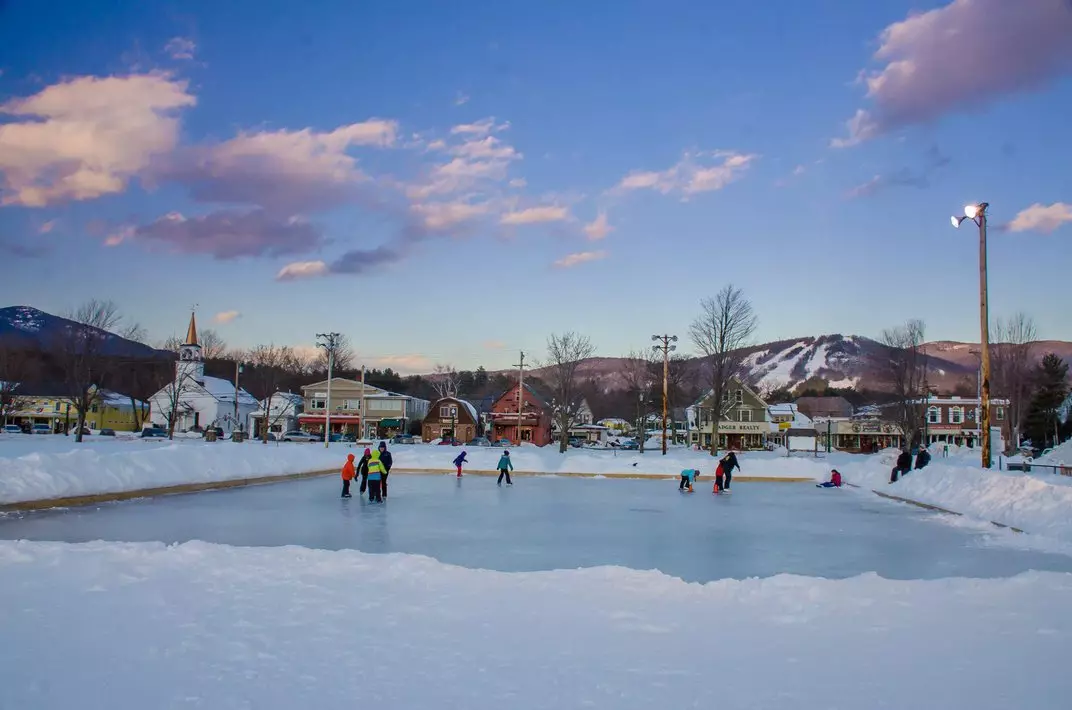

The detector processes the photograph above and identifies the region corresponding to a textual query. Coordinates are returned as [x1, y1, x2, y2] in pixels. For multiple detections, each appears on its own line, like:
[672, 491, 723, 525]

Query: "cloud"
[553, 250, 607, 268]
[0, 238, 49, 259]
[213, 310, 241, 324]
[37, 220, 56, 234]
[411, 200, 490, 230]
[0, 72, 196, 206]
[845, 145, 950, 199]
[500, 205, 569, 225]
[164, 37, 197, 61]
[160, 120, 398, 211]
[450, 117, 509, 137]
[1006, 202, 1072, 233]
[614, 151, 758, 197]
[583, 211, 613, 240]
[134, 209, 325, 259]
[454, 92, 470, 106]
[276, 260, 329, 281]
[366, 354, 434, 374]
[833, 0, 1072, 147]
[793, 165, 807, 177]
[450, 135, 520, 162]
[508, 178, 527, 188]
[104, 225, 134, 247]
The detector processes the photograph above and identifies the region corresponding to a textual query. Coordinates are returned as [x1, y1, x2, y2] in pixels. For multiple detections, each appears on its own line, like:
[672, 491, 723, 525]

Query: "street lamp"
[950, 202, 992, 469]
[652, 334, 678, 455]
[316, 332, 342, 449]
[638, 392, 646, 454]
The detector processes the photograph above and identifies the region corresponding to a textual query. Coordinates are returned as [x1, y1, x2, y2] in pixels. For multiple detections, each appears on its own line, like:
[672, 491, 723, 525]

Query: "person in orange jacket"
[341, 453, 356, 498]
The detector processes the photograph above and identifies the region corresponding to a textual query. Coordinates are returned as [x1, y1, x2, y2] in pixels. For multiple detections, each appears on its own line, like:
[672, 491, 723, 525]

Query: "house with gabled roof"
[488, 382, 553, 446]
[423, 396, 480, 443]
[685, 377, 770, 451]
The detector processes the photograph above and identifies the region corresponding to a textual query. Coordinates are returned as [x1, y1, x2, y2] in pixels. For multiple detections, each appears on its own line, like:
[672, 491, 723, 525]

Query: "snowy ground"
[1, 539, 1070, 710]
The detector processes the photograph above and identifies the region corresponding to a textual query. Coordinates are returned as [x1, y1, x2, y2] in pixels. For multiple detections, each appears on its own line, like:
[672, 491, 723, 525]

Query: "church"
[148, 313, 258, 435]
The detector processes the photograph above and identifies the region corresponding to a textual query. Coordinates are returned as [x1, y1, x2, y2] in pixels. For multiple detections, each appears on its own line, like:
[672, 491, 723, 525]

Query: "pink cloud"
[553, 250, 607, 268]
[834, 0, 1072, 147]
[500, 205, 569, 225]
[1006, 202, 1072, 233]
[135, 210, 324, 259]
[614, 151, 757, 197]
[0, 73, 195, 206]
[213, 310, 241, 324]
[583, 212, 612, 241]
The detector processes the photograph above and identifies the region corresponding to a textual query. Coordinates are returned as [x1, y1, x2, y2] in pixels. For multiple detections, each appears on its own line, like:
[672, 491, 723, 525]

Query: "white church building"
[149, 313, 258, 435]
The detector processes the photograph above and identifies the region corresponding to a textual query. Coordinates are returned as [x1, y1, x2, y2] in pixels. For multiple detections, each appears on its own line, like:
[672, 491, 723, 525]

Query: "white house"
[767, 402, 816, 451]
[148, 313, 258, 435]
[249, 392, 304, 440]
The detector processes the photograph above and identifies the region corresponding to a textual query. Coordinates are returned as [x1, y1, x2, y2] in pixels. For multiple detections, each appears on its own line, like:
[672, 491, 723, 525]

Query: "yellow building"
[7, 384, 146, 433]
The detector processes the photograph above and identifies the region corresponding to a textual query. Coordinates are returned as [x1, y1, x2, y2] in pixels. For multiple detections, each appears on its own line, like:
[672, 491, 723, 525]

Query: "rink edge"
[1, 469, 812, 511]
[865, 487, 1025, 534]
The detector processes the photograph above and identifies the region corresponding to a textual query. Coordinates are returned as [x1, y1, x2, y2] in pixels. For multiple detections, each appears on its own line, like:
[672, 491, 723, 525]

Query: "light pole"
[652, 334, 678, 455]
[316, 332, 341, 449]
[638, 392, 645, 454]
[233, 361, 244, 437]
[951, 202, 992, 469]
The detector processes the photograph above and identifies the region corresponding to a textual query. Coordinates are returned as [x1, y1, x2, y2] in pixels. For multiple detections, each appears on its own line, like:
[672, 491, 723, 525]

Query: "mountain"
[0, 306, 165, 359]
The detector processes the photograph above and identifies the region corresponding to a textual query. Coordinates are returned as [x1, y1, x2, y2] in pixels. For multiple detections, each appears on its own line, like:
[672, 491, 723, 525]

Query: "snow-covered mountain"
[0, 306, 163, 358]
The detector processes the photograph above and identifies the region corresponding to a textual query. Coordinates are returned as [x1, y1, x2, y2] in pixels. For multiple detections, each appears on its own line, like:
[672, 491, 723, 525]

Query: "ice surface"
[3, 475, 1070, 581]
[1, 539, 1071, 710]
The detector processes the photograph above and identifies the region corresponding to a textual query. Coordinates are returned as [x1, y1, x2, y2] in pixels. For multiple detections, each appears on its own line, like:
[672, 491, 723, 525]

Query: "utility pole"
[651, 334, 678, 455]
[316, 332, 341, 449]
[515, 351, 525, 446]
[233, 360, 244, 437]
[360, 365, 367, 441]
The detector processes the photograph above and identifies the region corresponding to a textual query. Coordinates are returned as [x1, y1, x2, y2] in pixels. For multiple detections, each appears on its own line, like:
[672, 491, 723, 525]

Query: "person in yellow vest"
[367, 449, 386, 502]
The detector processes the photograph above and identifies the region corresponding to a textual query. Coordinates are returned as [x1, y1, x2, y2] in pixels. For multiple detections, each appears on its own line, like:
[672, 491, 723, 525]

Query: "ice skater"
[378, 441, 394, 498]
[719, 451, 740, 493]
[366, 449, 386, 502]
[341, 453, 356, 498]
[453, 450, 468, 477]
[713, 462, 725, 494]
[816, 469, 843, 488]
[358, 448, 371, 494]
[497, 450, 514, 486]
[679, 468, 697, 492]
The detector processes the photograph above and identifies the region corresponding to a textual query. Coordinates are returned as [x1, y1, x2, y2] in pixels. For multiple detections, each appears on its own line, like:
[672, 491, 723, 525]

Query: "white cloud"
[410, 201, 490, 230]
[793, 165, 806, 176]
[450, 135, 520, 161]
[1007, 202, 1072, 234]
[500, 206, 570, 225]
[583, 211, 612, 240]
[213, 310, 241, 324]
[553, 250, 607, 268]
[833, 0, 1072, 147]
[0, 72, 196, 206]
[454, 92, 470, 106]
[450, 117, 509, 136]
[614, 151, 758, 197]
[508, 178, 527, 188]
[164, 37, 197, 61]
[276, 260, 328, 281]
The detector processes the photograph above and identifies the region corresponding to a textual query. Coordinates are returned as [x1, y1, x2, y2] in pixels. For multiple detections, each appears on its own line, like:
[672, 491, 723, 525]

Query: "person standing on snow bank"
[453, 450, 468, 477]
[890, 450, 912, 483]
[817, 469, 842, 488]
[367, 449, 386, 502]
[497, 450, 514, 486]
[341, 453, 356, 498]
[358, 448, 371, 493]
[378, 441, 393, 498]
[719, 451, 740, 491]
[915, 446, 931, 470]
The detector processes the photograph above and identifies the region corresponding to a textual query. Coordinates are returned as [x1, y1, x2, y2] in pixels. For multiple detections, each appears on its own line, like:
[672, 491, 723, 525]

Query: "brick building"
[488, 384, 553, 446]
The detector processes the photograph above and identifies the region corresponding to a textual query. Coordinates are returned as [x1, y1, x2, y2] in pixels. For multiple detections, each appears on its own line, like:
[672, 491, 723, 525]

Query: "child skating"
[453, 450, 468, 477]
[713, 462, 725, 494]
[366, 449, 386, 502]
[497, 450, 514, 486]
[340, 453, 356, 498]
[679, 468, 697, 492]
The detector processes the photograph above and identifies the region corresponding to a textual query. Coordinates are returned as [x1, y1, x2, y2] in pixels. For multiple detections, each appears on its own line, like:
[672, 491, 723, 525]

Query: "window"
[91, 404, 99, 413]
[440, 406, 458, 419]
[343, 399, 361, 411]
[739, 409, 752, 422]
[995, 407, 1005, 421]
[734, 390, 744, 404]
[950, 407, 963, 425]
[311, 399, 326, 410]
[53, 402, 61, 412]
[927, 407, 941, 424]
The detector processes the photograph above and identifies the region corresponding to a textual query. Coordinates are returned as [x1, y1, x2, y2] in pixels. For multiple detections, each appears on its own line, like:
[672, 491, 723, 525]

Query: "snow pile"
[838, 458, 1072, 541]
[1, 539, 1069, 710]
[1036, 439, 1072, 466]
[0, 441, 342, 505]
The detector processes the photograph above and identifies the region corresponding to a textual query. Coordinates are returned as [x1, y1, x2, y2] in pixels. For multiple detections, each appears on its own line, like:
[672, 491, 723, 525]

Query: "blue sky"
[1, 0, 1071, 372]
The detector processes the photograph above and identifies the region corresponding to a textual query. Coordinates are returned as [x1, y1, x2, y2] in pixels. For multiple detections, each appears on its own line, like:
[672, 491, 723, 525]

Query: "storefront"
[826, 420, 902, 453]
[296, 413, 361, 436]
[692, 421, 767, 451]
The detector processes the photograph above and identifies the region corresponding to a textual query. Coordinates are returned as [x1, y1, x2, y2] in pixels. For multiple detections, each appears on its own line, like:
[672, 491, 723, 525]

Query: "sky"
[1, 0, 1071, 373]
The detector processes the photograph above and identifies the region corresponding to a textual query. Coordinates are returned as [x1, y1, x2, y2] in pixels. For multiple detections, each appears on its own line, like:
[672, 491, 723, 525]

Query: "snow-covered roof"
[260, 392, 304, 407]
[199, 376, 258, 405]
[98, 389, 146, 409]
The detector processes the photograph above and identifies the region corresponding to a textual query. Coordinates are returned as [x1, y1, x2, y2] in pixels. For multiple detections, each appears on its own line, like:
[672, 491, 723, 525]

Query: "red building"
[489, 384, 553, 446]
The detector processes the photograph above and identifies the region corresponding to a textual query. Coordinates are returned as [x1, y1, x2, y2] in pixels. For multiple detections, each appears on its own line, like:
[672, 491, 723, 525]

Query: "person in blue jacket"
[453, 450, 468, 478]
[497, 450, 514, 486]
[679, 468, 697, 492]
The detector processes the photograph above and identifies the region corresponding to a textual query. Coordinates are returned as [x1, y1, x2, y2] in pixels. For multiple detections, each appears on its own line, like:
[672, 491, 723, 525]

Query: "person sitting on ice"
[679, 468, 697, 492]
[453, 450, 468, 478]
[816, 469, 843, 488]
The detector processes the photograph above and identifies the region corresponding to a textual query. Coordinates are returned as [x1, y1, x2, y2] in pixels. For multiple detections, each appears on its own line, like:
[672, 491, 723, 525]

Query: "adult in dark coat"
[358, 448, 371, 493]
[891, 450, 912, 483]
[720, 451, 741, 491]
[378, 441, 394, 498]
[915, 447, 932, 470]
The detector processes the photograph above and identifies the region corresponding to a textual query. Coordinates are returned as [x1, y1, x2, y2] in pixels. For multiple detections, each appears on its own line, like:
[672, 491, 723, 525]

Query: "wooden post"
[978, 209, 992, 469]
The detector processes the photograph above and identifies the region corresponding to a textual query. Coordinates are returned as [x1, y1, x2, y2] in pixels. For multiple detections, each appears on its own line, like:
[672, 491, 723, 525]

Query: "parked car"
[99, 428, 116, 437]
[32, 424, 52, 435]
[619, 439, 639, 451]
[568, 437, 584, 448]
[140, 427, 168, 438]
[2, 424, 23, 434]
[281, 430, 320, 442]
[437, 437, 458, 446]
[469, 437, 491, 447]
[492, 438, 512, 447]
[392, 434, 417, 445]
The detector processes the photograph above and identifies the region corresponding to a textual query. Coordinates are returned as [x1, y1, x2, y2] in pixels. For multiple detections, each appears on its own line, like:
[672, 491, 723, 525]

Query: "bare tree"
[991, 313, 1037, 450]
[879, 319, 928, 451]
[245, 344, 301, 443]
[689, 285, 758, 455]
[159, 335, 183, 352]
[431, 364, 461, 399]
[315, 334, 354, 372]
[153, 368, 201, 440]
[199, 329, 228, 360]
[0, 340, 38, 425]
[543, 332, 597, 453]
[620, 349, 657, 450]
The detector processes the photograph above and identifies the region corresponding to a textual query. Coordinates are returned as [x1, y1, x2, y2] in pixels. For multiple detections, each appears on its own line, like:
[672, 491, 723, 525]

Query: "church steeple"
[184, 312, 199, 347]
[177, 311, 204, 384]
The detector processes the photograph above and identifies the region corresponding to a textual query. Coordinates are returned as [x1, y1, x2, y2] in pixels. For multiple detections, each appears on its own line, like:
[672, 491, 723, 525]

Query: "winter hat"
[378, 441, 387, 450]
[364, 448, 371, 456]
[347, 453, 355, 461]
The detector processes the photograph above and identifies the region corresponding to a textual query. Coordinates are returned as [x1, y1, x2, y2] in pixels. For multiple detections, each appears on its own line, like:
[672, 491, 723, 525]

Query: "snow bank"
[1036, 439, 1072, 466]
[1, 539, 1069, 710]
[838, 457, 1072, 541]
[0, 440, 341, 505]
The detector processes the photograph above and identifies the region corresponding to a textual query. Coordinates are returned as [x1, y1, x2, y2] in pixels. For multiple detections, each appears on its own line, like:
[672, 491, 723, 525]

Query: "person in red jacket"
[817, 469, 843, 488]
[340, 453, 356, 498]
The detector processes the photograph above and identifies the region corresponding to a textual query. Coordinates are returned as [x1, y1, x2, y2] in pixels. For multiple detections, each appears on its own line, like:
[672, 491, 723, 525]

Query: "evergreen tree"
[1023, 353, 1069, 450]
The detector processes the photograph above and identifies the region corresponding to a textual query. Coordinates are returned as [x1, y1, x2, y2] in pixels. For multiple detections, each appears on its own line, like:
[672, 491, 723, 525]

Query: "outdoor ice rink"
[4, 473, 1070, 581]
